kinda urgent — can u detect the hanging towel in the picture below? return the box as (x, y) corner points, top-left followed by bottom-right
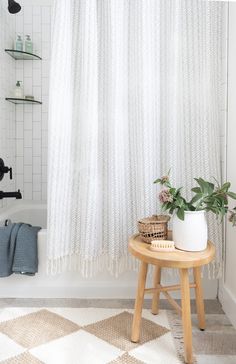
(0, 223), (41, 277)
(0, 223), (22, 277)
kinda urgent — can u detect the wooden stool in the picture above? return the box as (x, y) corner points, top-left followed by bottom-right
(129, 233), (215, 364)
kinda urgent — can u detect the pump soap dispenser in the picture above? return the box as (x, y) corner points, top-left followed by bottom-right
(15, 34), (23, 51)
(25, 35), (33, 53)
(14, 81), (23, 99)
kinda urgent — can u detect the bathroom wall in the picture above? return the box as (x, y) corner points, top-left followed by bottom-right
(14, 1), (51, 202)
(0, 2), (16, 209)
(219, 2), (236, 328)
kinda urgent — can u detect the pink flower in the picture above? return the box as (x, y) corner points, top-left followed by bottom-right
(159, 189), (173, 203)
(161, 175), (169, 184)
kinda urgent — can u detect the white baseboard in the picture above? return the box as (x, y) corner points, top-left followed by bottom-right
(0, 285), (137, 299)
(219, 282), (236, 328)
(0, 279), (218, 299)
(0, 268), (217, 299)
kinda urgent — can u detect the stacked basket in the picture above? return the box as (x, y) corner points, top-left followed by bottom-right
(138, 215), (170, 243)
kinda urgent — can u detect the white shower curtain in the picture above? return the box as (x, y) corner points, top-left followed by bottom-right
(48, 0), (225, 276)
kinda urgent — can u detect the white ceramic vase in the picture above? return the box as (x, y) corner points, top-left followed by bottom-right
(172, 210), (208, 252)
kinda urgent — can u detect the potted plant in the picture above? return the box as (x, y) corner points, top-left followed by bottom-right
(154, 172), (236, 251)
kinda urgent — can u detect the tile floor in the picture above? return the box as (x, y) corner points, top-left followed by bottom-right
(0, 300), (235, 364)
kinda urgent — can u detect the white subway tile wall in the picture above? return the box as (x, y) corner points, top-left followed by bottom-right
(0, 4), (16, 209)
(15, 5), (51, 201)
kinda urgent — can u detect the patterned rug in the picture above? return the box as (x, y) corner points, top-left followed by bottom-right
(0, 307), (236, 363)
(0, 308), (181, 364)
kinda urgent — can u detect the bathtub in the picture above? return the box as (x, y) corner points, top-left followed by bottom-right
(0, 201), (47, 260)
(0, 201), (142, 299)
(0, 201), (47, 228)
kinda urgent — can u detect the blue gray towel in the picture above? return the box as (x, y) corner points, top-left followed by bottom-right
(0, 223), (41, 277)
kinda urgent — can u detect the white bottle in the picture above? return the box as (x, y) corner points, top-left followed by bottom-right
(25, 35), (33, 53)
(15, 34), (23, 51)
(14, 81), (23, 99)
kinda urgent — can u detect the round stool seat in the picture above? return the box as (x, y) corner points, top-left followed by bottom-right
(129, 233), (215, 269)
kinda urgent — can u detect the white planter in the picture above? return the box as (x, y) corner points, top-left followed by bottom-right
(172, 210), (208, 252)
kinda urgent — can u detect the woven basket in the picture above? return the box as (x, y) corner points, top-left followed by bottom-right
(138, 215), (170, 243)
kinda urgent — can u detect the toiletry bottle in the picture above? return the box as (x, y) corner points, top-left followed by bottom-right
(15, 34), (23, 51)
(14, 81), (23, 99)
(25, 35), (33, 53)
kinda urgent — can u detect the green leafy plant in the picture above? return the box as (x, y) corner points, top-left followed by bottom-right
(154, 171), (236, 224)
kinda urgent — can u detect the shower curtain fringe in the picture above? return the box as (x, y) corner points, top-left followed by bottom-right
(47, 253), (221, 280)
(47, 253), (140, 278)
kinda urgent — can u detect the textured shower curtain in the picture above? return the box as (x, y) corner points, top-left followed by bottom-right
(48, 0), (225, 276)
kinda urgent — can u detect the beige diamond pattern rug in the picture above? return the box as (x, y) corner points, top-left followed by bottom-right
(0, 309), (79, 349)
(83, 311), (169, 351)
(1, 352), (44, 364)
(0, 308), (182, 364)
(0, 306), (236, 363)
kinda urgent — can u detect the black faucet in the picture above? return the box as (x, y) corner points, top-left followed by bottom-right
(0, 158), (12, 181)
(0, 190), (22, 200)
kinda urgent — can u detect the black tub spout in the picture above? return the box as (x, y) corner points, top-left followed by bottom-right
(0, 190), (22, 200)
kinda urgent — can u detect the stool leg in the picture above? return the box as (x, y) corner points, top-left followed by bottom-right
(151, 265), (161, 315)
(180, 268), (193, 364)
(193, 267), (205, 331)
(131, 261), (148, 343)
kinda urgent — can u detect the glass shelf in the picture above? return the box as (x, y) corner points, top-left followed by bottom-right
(5, 98), (42, 105)
(5, 49), (42, 60)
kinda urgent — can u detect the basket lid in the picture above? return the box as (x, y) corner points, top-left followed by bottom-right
(138, 215), (170, 224)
